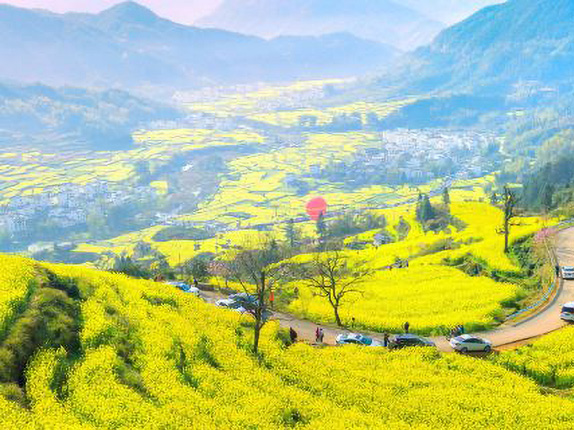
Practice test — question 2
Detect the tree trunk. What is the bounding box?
[253,320,261,354]
[504,220,510,253]
[333,306,342,327]
[253,271,266,354]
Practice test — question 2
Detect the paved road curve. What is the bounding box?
[452,226,574,350]
[202,227,574,352]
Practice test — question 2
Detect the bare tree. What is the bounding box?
[227,239,285,354]
[497,185,520,253]
[298,251,372,327]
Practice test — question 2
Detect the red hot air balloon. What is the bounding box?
[306,197,327,221]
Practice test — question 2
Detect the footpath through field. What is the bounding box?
[202,227,574,352]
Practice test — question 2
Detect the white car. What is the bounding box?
[185,286,201,297]
[561,302,574,322]
[562,267,574,280]
[449,335,492,353]
[335,333,384,347]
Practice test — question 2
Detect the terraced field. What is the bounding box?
[283,201,552,334]
[0,129,263,203]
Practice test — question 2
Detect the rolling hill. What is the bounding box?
[0,254,574,428]
[0,2,398,90]
[0,82,181,150]
[197,0,444,50]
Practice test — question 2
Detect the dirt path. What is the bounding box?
[201,227,574,352]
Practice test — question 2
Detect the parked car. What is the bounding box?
[216,298,247,313]
[389,334,435,349]
[215,297,272,320]
[562,266,574,280]
[561,302,574,322]
[335,333,383,347]
[166,281,200,297]
[449,335,492,353]
[229,293,257,303]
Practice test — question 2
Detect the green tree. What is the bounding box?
[150,254,171,278]
[184,253,214,283]
[416,194,435,224]
[442,187,451,206]
[133,241,154,259]
[540,183,555,212]
[108,254,151,279]
[284,218,300,249]
[497,185,520,253]
[316,212,327,248]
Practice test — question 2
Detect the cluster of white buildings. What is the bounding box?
[362,129,496,181]
[307,129,496,186]
[0,181,159,236]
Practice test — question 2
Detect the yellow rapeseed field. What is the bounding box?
[0,260,573,429]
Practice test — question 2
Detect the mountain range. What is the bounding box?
[0,2,398,90]
[197,0,443,50]
[197,0,506,50]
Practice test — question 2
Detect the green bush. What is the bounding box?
[0,277,81,386]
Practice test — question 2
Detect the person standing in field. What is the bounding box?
[404,322,410,333]
[315,327,321,343]
[383,333,390,347]
[319,328,324,343]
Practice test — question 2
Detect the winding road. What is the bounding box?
[202,227,574,352]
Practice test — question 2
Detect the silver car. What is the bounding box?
[449,335,492,353]
[562,266,574,280]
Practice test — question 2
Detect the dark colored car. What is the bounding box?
[389,334,436,349]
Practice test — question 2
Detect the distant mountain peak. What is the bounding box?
[98,1,159,25]
[197,0,443,50]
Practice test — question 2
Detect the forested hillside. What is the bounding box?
[402,0,504,24]
[0,82,181,150]
[381,0,574,94]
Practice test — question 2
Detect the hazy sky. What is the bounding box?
[0,0,222,23]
